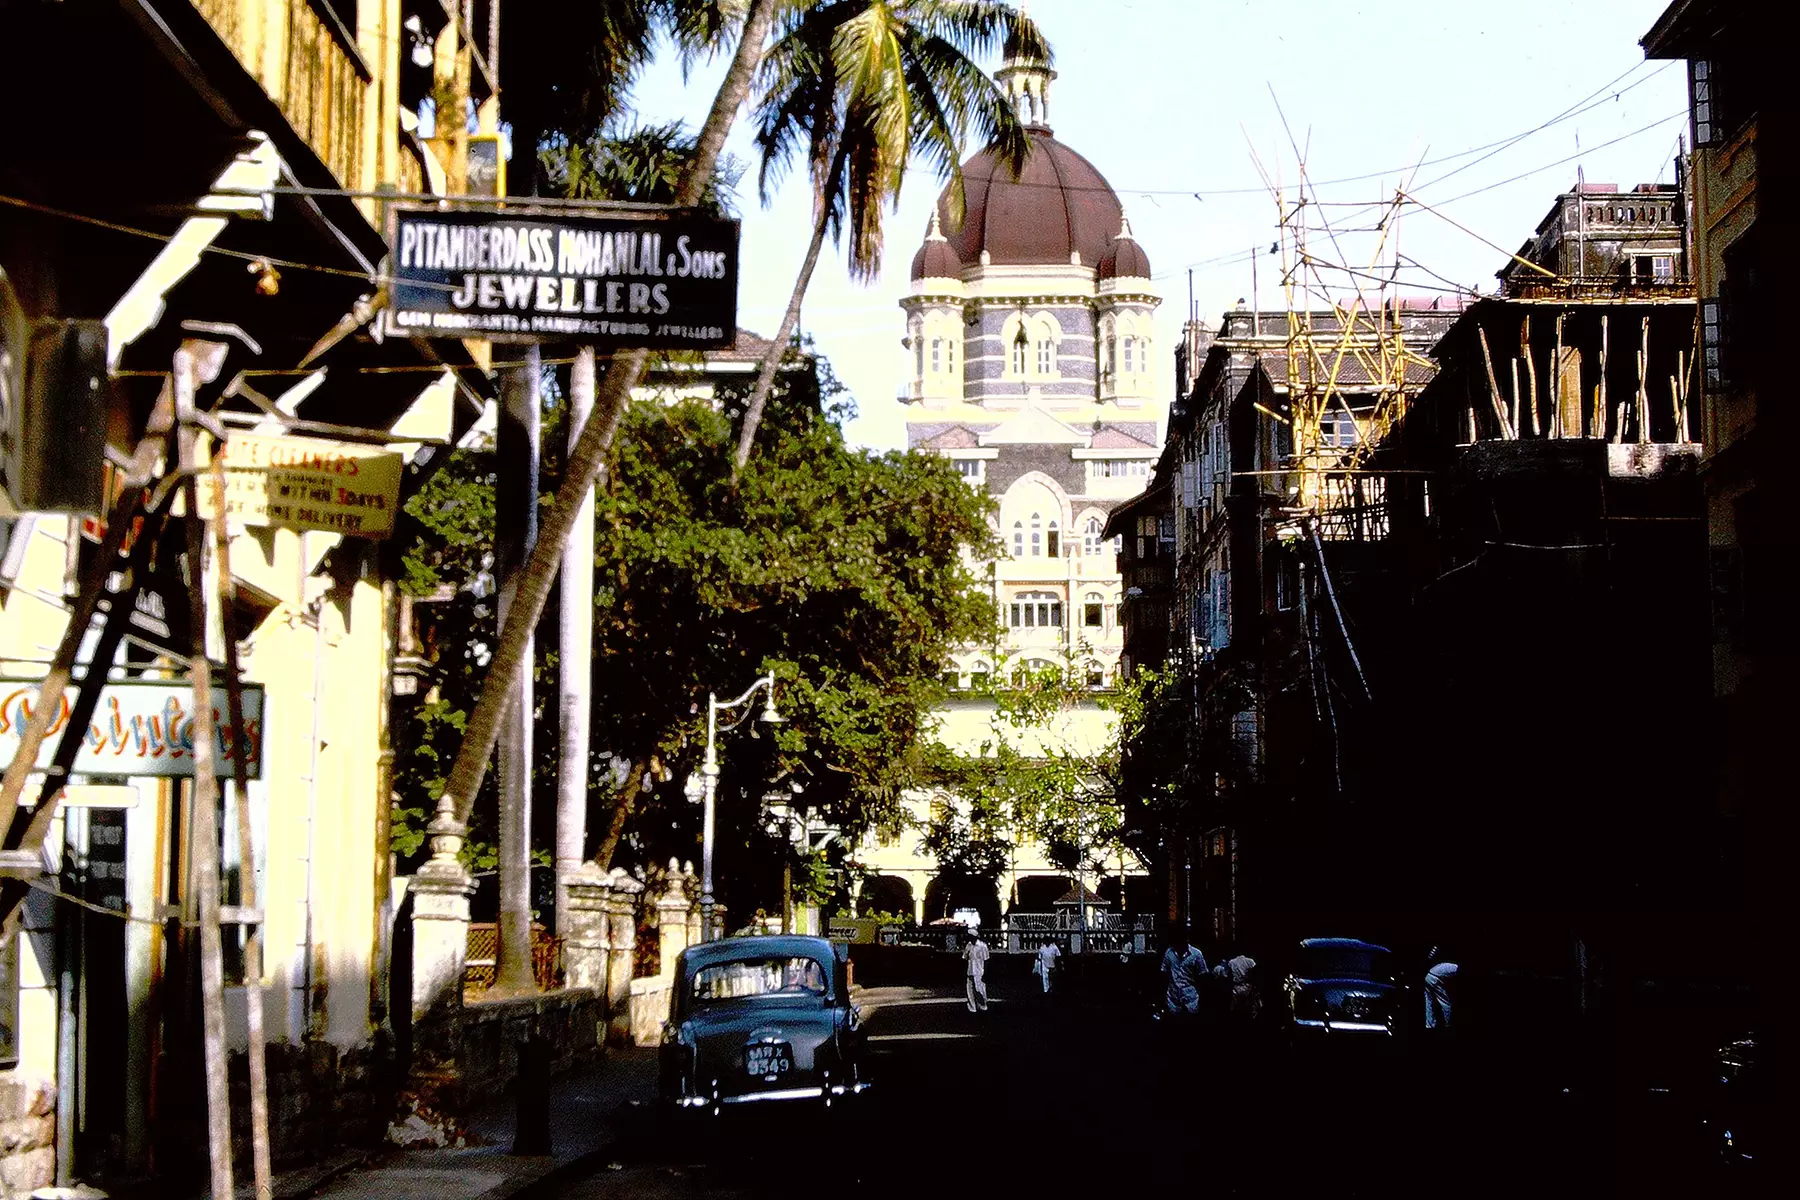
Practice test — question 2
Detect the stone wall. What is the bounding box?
[0,1074,54,1200]
[452,988,606,1098]
[248,1040,393,1170]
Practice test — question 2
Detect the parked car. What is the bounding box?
[660,935,871,1113]
[1280,938,1403,1037]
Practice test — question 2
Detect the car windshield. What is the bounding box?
[691,956,828,1002]
[1298,945,1392,981]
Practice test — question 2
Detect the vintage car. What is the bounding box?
[1280,937,1402,1036]
[659,934,870,1113]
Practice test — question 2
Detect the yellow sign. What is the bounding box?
[201,434,403,538]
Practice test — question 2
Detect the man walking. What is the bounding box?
[1424,945,1458,1030]
[1033,938,1062,996]
[1160,927,1209,1018]
[963,929,991,1013]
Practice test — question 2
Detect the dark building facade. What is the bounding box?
[1497,181,1688,295]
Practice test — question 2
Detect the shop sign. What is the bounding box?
[0,678,264,779]
[385,207,738,347]
[199,434,403,539]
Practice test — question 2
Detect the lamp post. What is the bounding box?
[699,672,783,941]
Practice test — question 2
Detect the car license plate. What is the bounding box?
[744,1043,793,1080]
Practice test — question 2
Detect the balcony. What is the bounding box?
[193,0,371,191]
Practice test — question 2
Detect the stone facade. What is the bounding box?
[0,1075,54,1200]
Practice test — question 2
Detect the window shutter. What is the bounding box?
[1690,60,1715,147]
[1701,298,1727,391]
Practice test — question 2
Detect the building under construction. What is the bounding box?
[1128,176,1721,1032]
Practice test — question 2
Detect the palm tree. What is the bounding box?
[428,0,780,878]
[731,0,1048,474]
[503,0,745,194]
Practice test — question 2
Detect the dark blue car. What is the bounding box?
[659,935,871,1114]
[1281,938,1402,1036]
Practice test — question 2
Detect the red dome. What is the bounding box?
[909,210,964,280]
[1097,217,1152,280]
[929,130,1123,270]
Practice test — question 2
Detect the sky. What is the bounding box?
[624,0,1688,451]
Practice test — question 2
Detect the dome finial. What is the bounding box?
[1117,211,1135,241]
[998,3,1055,132]
[927,207,946,241]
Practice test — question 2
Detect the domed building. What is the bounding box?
[853,30,1157,931]
[903,29,1160,692]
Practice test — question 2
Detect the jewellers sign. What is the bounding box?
[0,678,264,779]
[386,207,738,347]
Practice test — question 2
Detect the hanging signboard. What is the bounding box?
[385,206,738,347]
[198,434,404,539]
[0,678,265,779]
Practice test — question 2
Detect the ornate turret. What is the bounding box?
[910,208,964,281]
[1098,213,1152,281]
[996,1,1056,132]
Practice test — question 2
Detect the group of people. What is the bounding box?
[1158,930,1259,1020]
[960,929,1063,1012]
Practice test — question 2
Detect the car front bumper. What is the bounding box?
[674,1080,874,1108]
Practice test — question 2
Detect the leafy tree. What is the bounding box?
[394,344,997,926]
[732,0,1048,473]
[577,345,996,916]
[917,665,1134,899]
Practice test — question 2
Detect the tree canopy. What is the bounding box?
[391,344,996,919]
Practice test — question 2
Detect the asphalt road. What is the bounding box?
[549,973,1749,1198]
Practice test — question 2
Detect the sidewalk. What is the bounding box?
[300,1049,658,1200]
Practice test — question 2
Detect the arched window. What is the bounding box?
[930,337,943,373]
[1012,520,1025,558]
[970,661,992,689]
[1083,592,1105,628]
[1122,336,1137,374]
[946,337,957,375]
[1029,512,1043,557]
[1036,334,1055,376]
[1008,591,1063,629]
[1010,324,1028,375]
[1084,516,1104,555]
[1047,518,1061,557]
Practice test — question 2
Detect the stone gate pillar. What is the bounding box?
[410,824,476,1026]
[601,868,643,1044]
[562,863,611,990]
[656,860,693,976]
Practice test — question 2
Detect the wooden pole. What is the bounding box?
[175,343,234,1200]
[1520,318,1539,440]
[1476,326,1515,439]
[1598,314,1610,441]
[209,454,271,1200]
[1638,317,1652,445]
[1511,359,1529,438]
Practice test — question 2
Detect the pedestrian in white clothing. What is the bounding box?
[1033,940,1062,994]
[1160,930,1209,1017]
[963,931,991,1013]
[1424,945,1458,1029]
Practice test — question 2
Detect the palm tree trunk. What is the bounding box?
[554,346,597,930]
[592,758,649,872]
[732,140,848,476]
[435,0,777,839]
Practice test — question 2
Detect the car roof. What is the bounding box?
[1298,937,1391,954]
[677,934,838,975]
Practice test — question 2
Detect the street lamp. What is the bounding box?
[699,672,783,941]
